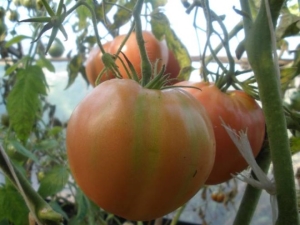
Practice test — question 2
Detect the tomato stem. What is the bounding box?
[114,22,136,58]
[240,0,299,224]
[67,0,105,54]
[133,0,153,86]
[170,204,186,225]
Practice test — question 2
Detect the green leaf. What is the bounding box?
[0,219,10,225]
[4,56,30,75]
[146,0,168,8]
[291,43,300,75]
[35,139,59,150]
[110,0,137,30]
[4,35,32,48]
[276,9,300,39]
[38,166,69,198]
[36,56,56,72]
[69,189,90,224]
[0,185,29,225]
[75,0,93,31]
[151,12,192,81]
[280,67,298,92]
[66,54,84,89]
[7,65,47,141]
[10,140,39,163]
[48,201,69,220]
[290,136,300,154]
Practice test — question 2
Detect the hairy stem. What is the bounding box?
[133,0,152,86]
[240,0,299,224]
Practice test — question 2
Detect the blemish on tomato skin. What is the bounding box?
[193,170,197,177]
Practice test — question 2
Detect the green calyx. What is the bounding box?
[18,0,68,54]
[97,48,170,90]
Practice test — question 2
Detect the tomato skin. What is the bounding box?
[165,49,181,85]
[85,42,114,86]
[109,31,168,79]
[176,81,265,185]
[66,79,216,221]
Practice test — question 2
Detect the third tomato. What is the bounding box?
[176,81,266,185]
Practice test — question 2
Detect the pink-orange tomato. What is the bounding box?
[176,81,265,185]
[66,79,216,220]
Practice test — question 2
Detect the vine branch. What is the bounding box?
[240,0,299,224]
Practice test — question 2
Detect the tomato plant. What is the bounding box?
[176,81,265,185]
[85,42,114,86]
[1,0,300,224]
[66,78,216,221]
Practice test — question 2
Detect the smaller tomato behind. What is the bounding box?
[85,42,114,86]
[108,31,168,79]
[176,81,265,185]
[165,50,181,85]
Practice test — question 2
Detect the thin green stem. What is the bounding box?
[233,146,271,225]
[240,0,299,224]
[132,0,152,86]
[66,1,105,53]
[114,23,135,58]
[170,204,186,225]
[204,20,243,66]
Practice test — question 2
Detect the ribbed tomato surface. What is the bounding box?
[66,79,216,220]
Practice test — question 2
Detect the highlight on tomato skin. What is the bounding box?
[66,78,216,221]
[175,81,266,185]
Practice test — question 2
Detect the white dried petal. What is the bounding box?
[221,119,276,195]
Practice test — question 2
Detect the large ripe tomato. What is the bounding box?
[85,42,115,87]
[176,81,265,185]
[109,31,168,79]
[66,79,216,221]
